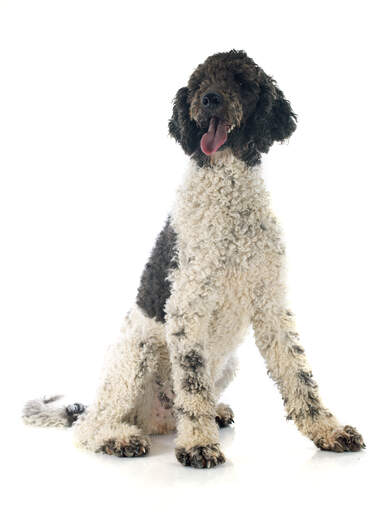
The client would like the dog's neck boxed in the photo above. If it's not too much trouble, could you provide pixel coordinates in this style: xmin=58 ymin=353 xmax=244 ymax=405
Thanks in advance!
xmin=173 ymin=150 xmax=269 ymax=228
xmin=208 ymin=148 xmax=240 ymax=167
xmin=171 ymin=148 xmax=277 ymax=267
xmin=189 ymin=149 xmax=262 ymax=188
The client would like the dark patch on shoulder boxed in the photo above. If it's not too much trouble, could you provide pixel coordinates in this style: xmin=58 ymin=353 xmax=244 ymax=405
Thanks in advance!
xmin=136 ymin=217 xmax=178 ymax=323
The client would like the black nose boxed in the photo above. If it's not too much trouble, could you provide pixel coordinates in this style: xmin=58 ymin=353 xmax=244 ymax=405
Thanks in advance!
xmin=201 ymin=92 xmax=222 ymax=109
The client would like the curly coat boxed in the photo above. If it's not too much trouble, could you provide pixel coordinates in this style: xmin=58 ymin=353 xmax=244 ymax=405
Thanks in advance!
xmin=23 ymin=50 xmax=365 ymax=468
xmin=169 ymin=50 xmax=296 ymax=166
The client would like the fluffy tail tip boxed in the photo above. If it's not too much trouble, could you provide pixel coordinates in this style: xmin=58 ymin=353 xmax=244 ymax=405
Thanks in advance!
xmin=23 ymin=395 xmax=86 ymax=428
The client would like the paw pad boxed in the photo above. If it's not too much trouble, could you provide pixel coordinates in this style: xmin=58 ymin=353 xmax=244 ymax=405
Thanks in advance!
xmin=176 ymin=444 xmax=225 ymax=468
xmin=101 ymin=435 xmax=150 ymax=457
xmin=215 ymin=404 xmax=234 ymax=428
xmin=315 ymin=425 xmax=365 ymax=453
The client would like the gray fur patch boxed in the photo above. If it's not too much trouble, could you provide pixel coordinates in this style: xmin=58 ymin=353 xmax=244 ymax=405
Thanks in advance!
xmin=158 ymin=391 xmax=174 ymax=410
xmin=136 ymin=217 xmax=178 ymax=323
xmin=298 ymin=370 xmax=317 ymax=388
xmin=23 ymin=396 xmax=84 ymax=428
xmin=172 ymin=328 xmax=186 ymax=338
xmin=182 ymin=374 xmax=207 ymax=394
xmin=292 ymin=344 xmax=304 ymax=354
xmin=65 ymin=403 xmax=86 ymax=425
xmin=180 ymin=349 xmax=204 ymax=371
xmin=175 ymin=406 xmax=214 ymax=422
xmin=307 ymin=404 xmax=321 ymax=419
xmin=307 ymin=391 xmax=319 ymax=403
xmin=175 ymin=406 xmax=199 ymax=421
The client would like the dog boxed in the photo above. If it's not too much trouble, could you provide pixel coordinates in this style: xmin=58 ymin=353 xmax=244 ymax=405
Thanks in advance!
xmin=23 ymin=50 xmax=365 ymax=468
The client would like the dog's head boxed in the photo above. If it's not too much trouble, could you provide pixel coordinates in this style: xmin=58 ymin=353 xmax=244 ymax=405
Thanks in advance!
xmin=169 ymin=50 xmax=297 ymax=167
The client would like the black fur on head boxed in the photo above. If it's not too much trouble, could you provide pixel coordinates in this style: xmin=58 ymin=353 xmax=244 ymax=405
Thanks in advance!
xmin=168 ymin=50 xmax=297 ymax=167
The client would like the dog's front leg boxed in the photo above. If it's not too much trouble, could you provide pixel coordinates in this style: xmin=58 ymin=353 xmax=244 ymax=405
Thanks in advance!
xmin=252 ymin=303 xmax=365 ymax=452
xmin=165 ymin=274 xmax=225 ymax=468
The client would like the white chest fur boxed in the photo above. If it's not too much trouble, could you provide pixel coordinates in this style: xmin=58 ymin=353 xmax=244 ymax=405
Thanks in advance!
xmin=171 ymin=152 xmax=285 ymax=272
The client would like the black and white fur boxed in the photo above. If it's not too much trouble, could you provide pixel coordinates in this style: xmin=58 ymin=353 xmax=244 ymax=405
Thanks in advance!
xmin=23 ymin=50 xmax=365 ymax=468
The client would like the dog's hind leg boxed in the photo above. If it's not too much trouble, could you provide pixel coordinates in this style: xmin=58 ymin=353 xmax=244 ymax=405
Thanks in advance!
xmin=73 ymin=306 xmax=165 ymax=457
xmin=214 ymin=356 xmax=237 ymax=428
xmin=251 ymin=299 xmax=365 ymax=452
xmin=215 ymin=403 xmax=234 ymax=428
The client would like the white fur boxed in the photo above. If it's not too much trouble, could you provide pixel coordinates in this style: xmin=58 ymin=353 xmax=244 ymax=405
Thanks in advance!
xmin=24 ymin=150 xmax=364 ymax=463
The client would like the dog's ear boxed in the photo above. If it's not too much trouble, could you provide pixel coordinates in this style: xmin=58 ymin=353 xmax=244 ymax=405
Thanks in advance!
xmin=267 ymin=81 xmax=297 ymax=142
xmin=251 ymin=77 xmax=297 ymax=155
xmin=169 ymin=87 xmax=200 ymax=155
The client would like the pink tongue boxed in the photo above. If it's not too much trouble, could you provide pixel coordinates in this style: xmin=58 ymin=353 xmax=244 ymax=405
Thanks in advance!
xmin=200 ymin=118 xmax=228 ymax=155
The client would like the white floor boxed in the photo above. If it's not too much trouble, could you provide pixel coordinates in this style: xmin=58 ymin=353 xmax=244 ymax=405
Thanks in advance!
xmin=7 ymin=352 xmax=372 ymax=512
xmin=2 ymin=2 xmax=374 ymax=510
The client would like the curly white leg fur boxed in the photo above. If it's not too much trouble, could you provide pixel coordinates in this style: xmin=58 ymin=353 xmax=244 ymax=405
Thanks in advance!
xmin=73 ymin=307 xmax=175 ymax=454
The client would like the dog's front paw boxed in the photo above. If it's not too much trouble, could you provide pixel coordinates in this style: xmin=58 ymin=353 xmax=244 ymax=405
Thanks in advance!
xmin=314 ymin=425 xmax=365 ymax=453
xmin=215 ymin=403 xmax=234 ymax=428
xmin=175 ymin=444 xmax=225 ymax=468
xmin=101 ymin=435 xmax=150 ymax=457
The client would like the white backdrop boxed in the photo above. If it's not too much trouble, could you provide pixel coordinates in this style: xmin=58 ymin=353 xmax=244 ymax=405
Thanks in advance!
xmin=1 ymin=1 xmax=374 ymax=510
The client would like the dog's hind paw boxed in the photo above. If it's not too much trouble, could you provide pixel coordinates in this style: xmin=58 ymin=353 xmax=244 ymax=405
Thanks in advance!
xmin=314 ymin=425 xmax=365 ymax=453
xmin=101 ymin=435 xmax=150 ymax=457
xmin=215 ymin=403 xmax=234 ymax=428
xmin=175 ymin=444 xmax=225 ymax=469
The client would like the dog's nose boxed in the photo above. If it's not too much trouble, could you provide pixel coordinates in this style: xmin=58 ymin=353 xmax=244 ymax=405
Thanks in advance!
xmin=201 ymin=92 xmax=222 ymax=109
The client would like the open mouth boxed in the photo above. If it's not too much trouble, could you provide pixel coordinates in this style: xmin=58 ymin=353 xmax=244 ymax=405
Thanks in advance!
xmin=200 ymin=117 xmax=233 ymax=156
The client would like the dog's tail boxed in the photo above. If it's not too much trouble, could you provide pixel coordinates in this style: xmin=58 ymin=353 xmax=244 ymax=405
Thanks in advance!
xmin=22 ymin=395 xmax=86 ymax=428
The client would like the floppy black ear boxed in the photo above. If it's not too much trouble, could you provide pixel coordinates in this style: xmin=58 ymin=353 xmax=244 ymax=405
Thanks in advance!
xmin=252 ymin=77 xmax=297 ymax=155
xmin=168 ymin=87 xmax=200 ymax=155
xmin=268 ymin=83 xmax=297 ymax=142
